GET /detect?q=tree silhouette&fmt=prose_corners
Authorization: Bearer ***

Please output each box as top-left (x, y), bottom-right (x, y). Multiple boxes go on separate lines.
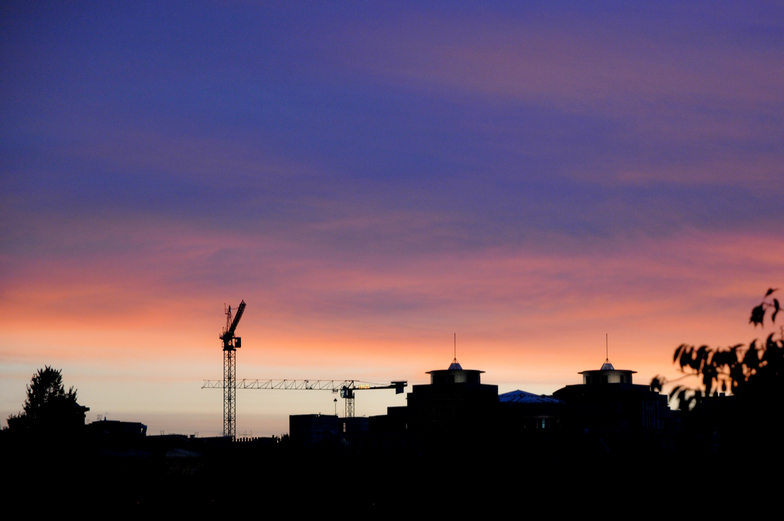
top-left (7, 366), bottom-right (85, 432)
top-left (651, 289), bottom-right (783, 460)
top-left (651, 289), bottom-right (783, 410)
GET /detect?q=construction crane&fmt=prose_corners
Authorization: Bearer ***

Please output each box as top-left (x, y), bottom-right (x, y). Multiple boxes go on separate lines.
top-left (203, 379), bottom-right (407, 418)
top-left (219, 300), bottom-right (245, 439)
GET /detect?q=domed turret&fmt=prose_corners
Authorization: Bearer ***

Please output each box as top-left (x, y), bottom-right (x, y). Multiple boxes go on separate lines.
top-left (580, 359), bottom-right (635, 385)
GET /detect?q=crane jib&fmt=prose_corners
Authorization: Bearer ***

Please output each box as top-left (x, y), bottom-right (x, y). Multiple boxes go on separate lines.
top-left (228, 300), bottom-right (246, 335)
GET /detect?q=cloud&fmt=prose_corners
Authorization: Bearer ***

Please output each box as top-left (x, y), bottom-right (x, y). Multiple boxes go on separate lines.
top-left (321, 4), bottom-right (784, 106)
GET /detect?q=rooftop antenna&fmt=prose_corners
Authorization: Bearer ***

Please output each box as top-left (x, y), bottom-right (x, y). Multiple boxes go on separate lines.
top-left (606, 333), bottom-right (609, 362)
top-left (448, 332), bottom-right (463, 370)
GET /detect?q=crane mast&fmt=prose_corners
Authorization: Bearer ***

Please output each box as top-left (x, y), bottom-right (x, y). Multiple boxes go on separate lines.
top-left (220, 300), bottom-right (245, 439)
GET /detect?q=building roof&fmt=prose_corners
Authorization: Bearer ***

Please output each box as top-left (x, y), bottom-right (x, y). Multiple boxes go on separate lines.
top-left (499, 390), bottom-right (562, 404)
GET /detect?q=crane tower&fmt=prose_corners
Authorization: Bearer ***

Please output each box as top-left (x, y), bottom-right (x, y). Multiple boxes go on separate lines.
top-left (220, 300), bottom-right (245, 439)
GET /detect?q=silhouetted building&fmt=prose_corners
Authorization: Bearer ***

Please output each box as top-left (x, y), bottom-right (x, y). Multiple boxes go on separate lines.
top-left (288, 414), bottom-right (374, 448)
top-left (289, 413), bottom-right (341, 446)
top-left (85, 418), bottom-right (147, 438)
top-left (499, 390), bottom-right (564, 431)
top-left (287, 356), bottom-right (678, 461)
top-left (341, 415), bottom-right (369, 442)
top-left (405, 358), bottom-right (499, 440)
top-left (553, 358), bottom-right (674, 450)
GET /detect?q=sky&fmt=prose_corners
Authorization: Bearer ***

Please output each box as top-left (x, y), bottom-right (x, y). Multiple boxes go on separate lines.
top-left (2, 1), bottom-right (783, 437)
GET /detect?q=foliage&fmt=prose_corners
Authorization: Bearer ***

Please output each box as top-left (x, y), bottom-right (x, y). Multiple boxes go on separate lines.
top-left (6, 366), bottom-right (81, 431)
top-left (651, 289), bottom-right (783, 411)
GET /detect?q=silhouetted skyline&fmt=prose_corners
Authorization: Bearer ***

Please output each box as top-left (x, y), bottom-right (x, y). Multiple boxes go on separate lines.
top-left (2, 2), bottom-right (782, 437)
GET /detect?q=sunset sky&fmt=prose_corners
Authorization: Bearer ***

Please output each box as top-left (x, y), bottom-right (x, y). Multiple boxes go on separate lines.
top-left (2, 1), bottom-right (782, 437)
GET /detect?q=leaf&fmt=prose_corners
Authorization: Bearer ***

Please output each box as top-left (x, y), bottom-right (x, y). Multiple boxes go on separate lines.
top-left (677, 345), bottom-right (694, 369)
top-left (674, 344), bottom-right (687, 363)
top-left (764, 288), bottom-right (777, 297)
top-left (750, 304), bottom-right (765, 326)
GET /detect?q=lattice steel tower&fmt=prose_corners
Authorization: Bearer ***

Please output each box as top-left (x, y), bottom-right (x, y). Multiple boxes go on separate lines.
top-left (220, 300), bottom-right (245, 439)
